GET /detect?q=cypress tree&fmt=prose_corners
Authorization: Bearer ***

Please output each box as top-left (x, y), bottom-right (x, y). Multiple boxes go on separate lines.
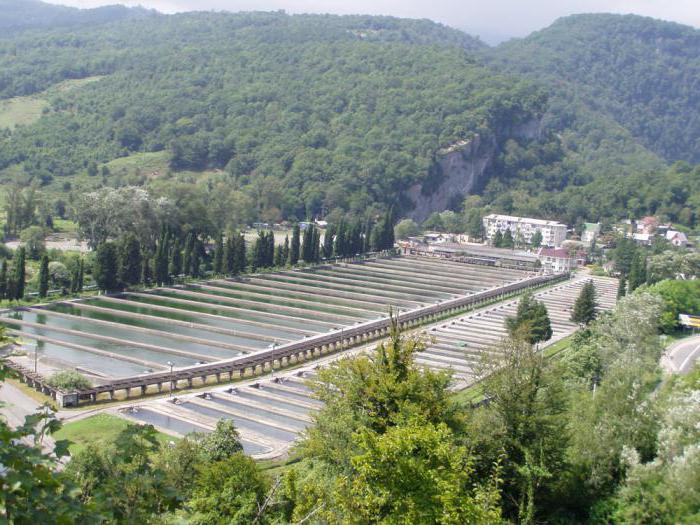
top-left (191, 240), bottom-right (201, 278)
top-left (0, 260), bottom-right (7, 301)
top-left (70, 264), bottom-right (80, 294)
top-left (363, 220), bottom-right (373, 253)
top-left (77, 259), bottom-right (84, 292)
top-left (312, 227), bottom-right (321, 263)
top-left (141, 256), bottom-right (153, 286)
top-left (383, 209), bottom-right (395, 249)
top-left (289, 224), bottom-right (300, 265)
top-left (38, 255), bottom-right (49, 298)
top-left (616, 276), bottom-right (627, 299)
top-left (118, 233), bottom-right (142, 286)
top-left (224, 234), bottom-right (235, 274)
top-left (213, 234), bottom-right (224, 274)
top-left (183, 233), bottom-right (193, 276)
top-left (301, 225), bottom-right (312, 263)
top-left (274, 242), bottom-right (284, 267)
top-left (335, 221), bottom-right (347, 256)
top-left (322, 225), bottom-right (334, 259)
top-left (266, 232), bottom-right (275, 267)
top-left (94, 242), bottom-right (120, 292)
top-left (170, 238), bottom-right (183, 277)
top-left (13, 246), bottom-right (26, 300)
top-left (154, 233), bottom-right (170, 285)
top-left (234, 233), bottom-right (246, 274)
top-left (281, 236), bottom-right (290, 266)
top-left (628, 253), bottom-right (646, 291)
top-left (502, 229), bottom-right (515, 249)
top-left (571, 281), bottom-right (598, 325)
top-left (493, 230), bottom-right (504, 248)
top-left (251, 231), bottom-right (263, 271)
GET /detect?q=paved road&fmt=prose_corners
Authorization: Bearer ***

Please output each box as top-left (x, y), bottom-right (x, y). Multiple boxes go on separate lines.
top-left (663, 335), bottom-right (700, 374)
top-left (0, 381), bottom-right (58, 455)
top-left (0, 381), bottom-right (41, 429)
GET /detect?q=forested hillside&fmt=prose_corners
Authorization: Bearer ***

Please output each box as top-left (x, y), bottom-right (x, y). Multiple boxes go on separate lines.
top-left (492, 14), bottom-right (700, 164)
top-left (0, 10), bottom-right (539, 222)
top-left (0, 6), bottom-right (698, 228)
top-left (0, 0), bottom-right (153, 34)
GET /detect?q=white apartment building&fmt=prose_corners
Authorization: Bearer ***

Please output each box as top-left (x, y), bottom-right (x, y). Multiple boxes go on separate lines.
top-left (483, 214), bottom-right (567, 247)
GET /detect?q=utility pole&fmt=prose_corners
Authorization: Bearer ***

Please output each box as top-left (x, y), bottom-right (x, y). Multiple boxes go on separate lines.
top-left (167, 361), bottom-right (174, 397)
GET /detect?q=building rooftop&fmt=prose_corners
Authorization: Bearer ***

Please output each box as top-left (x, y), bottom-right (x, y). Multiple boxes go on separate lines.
top-left (484, 213), bottom-right (566, 227)
top-left (430, 242), bottom-right (539, 263)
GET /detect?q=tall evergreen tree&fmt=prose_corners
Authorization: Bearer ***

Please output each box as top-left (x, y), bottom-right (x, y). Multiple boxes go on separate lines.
top-left (118, 233), bottom-right (142, 286)
top-left (312, 226), bottom-right (321, 263)
top-left (506, 292), bottom-right (553, 345)
top-left (266, 231), bottom-right (275, 267)
top-left (289, 224), bottom-right (300, 265)
top-left (273, 242), bottom-right (284, 267)
top-left (493, 230), bottom-right (504, 248)
top-left (213, 234), bottom-right (224, 274)
top-left (94, 242), bottom-right (120, 292)
top-left (234, 233), bottom-right (246, 274)
top-left (0, 260), bottom-right (8, 301)
top-left (191, 240), bottom-right (201, 278)
top-left (77, 259), bottom-right (84, 292)
top-left (38, 255), bottom-right (49, 298)
top-left (502, 229), bottom-right (515, 249)
top-left (301, 225), bottom-right (313, 263)
top-left (322, 225), bottom-right (335, 259)
top-left (224, 234), bottom-right (235, 275)
top-left (336, 221), bottom-right (348, 256)
top-left (182, 233), bottom-right (194, 276)
top-left (141, 255), bottom-right (153, 286)
top-left (69, 264), bottom-right (80, 294)
top-left (13, 246), bottom-right (26, 300)
top-left (281, 236), bottom-right (290, 266)
top-left (628, 253), bottom-right (646, 292)
top-left (154, 233), bottom-right (170, 285)
top-left (383, 208), bottom-right (395, 250)
top-left (617, 276), bottom-right (627, 299)
top-left (571, 281), bottom-right (598, 324)
top-left (170, 238), bottom-right (182, 277)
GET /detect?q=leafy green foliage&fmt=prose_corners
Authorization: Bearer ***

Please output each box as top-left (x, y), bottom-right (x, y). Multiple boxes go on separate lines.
top-left (649, 279), bottom-right (700, 333)
top-left (493, 14), bottom-right (700, 164)
top-left (46, 370), bottom-right (91, 391)
top-left (506, 292), bottom-right (553, 344)
top-left (571, 280), bottom-right (598, 325)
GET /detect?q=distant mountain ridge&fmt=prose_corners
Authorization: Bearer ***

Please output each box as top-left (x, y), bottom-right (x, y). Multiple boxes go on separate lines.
top-left (0, 8), bottom-right (697, 227)
top-left (491, 13), bottom-right (700, 163)
top-left (0, 0), bottom-right (156, 34)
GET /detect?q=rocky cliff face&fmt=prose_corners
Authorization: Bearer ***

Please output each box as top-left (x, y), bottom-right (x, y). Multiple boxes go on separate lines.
top-left (406, 118), bottom-right (542, 222)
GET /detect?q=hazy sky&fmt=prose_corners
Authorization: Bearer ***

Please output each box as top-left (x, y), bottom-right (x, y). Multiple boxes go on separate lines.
top-left (51, 0), bottom-right (700, 43)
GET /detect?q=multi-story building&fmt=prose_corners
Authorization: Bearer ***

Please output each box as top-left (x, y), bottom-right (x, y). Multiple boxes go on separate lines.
top-left (483, 214), bottom-right (567, 247)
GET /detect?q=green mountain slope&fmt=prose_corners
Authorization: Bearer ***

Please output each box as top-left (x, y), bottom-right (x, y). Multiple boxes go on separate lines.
top-left (0, 11), bottom-right (537, 221)
top-left (492, 13), bottom-right (700, 163)
top-left (0, 9), bottom-right (697, 228)
top-left (0, 0), bottom-right (154, 34)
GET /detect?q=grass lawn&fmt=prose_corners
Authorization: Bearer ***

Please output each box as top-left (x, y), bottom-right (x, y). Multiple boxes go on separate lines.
top-left (0, 97), bottom-right (48, 129)
top-left (54, 413), bottom-right (177, 455)
top-left (0, 77), bottom-right (102, 130)
top-left (451, 383), bottom-right (485, 406)
top-left (103, 151), bottom-right (170, 176)
top-left (52, 218), bottom-right (79, 234)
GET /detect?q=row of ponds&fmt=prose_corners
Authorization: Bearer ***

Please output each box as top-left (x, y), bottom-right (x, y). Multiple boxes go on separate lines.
top-left (119, 274), bottom-right (620, 459)
top-left (1, 256), bottom-right (530, 381)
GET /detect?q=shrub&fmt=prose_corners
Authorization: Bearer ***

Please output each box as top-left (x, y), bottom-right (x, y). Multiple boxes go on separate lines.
top-left (47, 370), bottom-right (91, 391)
